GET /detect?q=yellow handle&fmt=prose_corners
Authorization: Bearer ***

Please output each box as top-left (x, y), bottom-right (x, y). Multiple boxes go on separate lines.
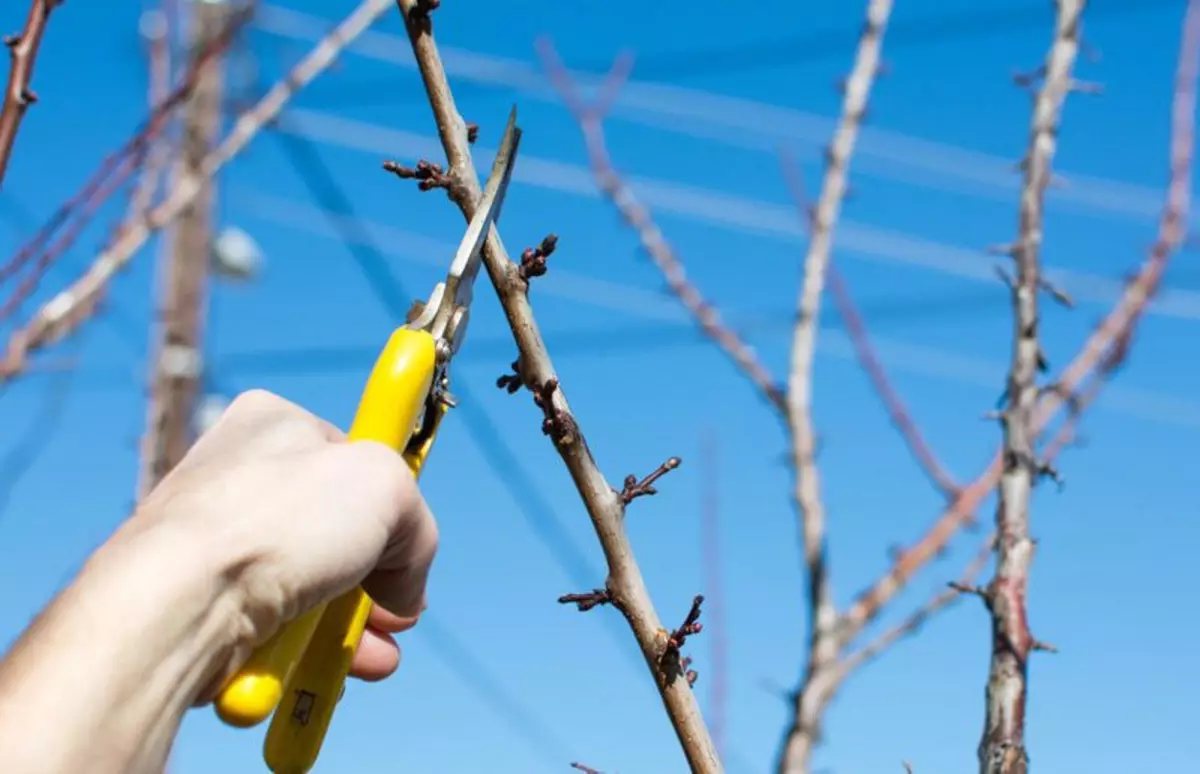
top-left (214, 328), bottom-right (439, 738)
top-left (263, 440), bottom-right (432, 773)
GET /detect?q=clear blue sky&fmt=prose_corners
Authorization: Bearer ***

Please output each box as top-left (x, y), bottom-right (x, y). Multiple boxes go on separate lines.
top-left (1, 0), bottom-right (1197, 772)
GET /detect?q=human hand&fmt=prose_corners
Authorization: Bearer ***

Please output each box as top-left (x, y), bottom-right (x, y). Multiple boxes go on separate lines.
top-left (140, 388), bottom-right (440, 691)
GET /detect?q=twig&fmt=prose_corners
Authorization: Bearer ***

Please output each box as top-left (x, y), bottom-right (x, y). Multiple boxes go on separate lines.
top-left (777, 3), bottom-right (892, 772)
top-left (394, 1), bottom-right (721, 771)
top-left (980, 3), bottom-right (1086, 770)
top-left (536, 41), bottom-right (787, 417)
top-left (569, 764), bottom-right (602, 774)
top-left (0, 0), bottom-right (393, 382)
top-left (0, 0), bottom-right (61, 186)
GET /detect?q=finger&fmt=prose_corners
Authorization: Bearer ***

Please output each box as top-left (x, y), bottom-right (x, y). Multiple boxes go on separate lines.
top-left (367, 602), bottom-right (421, 634)
top-left (349, 626), bottom-right (400, 682)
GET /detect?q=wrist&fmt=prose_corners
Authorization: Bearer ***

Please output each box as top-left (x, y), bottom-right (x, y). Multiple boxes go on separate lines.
top-left (0, 510), bottom-right (255, 774)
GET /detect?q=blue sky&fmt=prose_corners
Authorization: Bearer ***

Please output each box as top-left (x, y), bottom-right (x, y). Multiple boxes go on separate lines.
top-left (1, 0), bottom-right (1197, 772)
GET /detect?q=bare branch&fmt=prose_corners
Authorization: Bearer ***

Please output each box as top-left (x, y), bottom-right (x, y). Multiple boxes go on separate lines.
top-left (0, 0), bottom-right (392, 382)
top-left (981, 3), bottom-right (1087, 771)
top-left (394, 2), bottom-right (721, 770)
top-left (781, 160), bottom-right (959, 499)
top-left (777, 2), bottom-right (893, 772)
top-left (839, 535), bottom-right (995, 677)
top-left (619, 456), bottom-right (681, 505)
top-left (0, 0), bottom-right (61, 185)
top-left (536, 41), bottom-right (787, 417)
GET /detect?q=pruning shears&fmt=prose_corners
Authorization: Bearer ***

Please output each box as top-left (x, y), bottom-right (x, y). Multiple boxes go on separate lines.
top-left (212, 107), bottom-right (521, 773)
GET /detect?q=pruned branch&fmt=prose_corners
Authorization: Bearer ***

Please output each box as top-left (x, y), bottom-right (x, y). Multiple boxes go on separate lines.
top-left (981, 3), bottom-right (1086, 770)
top-left (0, 0), bottom-right (393, 382)
top-left (0, 0), bottom-right (61, 186)
top-left (536, 40), bottom-right (787, 417)
top-left (394, 1), bottom-right (721, 771)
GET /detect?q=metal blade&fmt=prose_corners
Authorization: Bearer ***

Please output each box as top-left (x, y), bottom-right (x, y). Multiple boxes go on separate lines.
top-left (442, 107), bottom-right (521, 312)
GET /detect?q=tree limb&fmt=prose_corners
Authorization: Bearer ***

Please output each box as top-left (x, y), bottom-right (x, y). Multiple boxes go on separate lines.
top-left (392, 1), bottom-right (721, 771)
top-left (777, 3), bottom-right (892, 771)
top-left (978, 4), bottom-right (1086, 770)
top-left (0, 0), bottom-right (61, 185)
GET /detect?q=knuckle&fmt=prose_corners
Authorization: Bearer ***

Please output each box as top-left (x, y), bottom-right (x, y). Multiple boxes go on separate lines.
top-left (229, 388), bottom-right (292, 415)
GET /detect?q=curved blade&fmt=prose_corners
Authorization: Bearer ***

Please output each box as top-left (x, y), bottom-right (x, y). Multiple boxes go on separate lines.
top-left (442, 107), bottom-right (521, 317)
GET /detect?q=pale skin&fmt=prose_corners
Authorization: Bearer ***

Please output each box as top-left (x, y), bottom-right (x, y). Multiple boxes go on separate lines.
top-left (0, 389), bottom-right (440, 774)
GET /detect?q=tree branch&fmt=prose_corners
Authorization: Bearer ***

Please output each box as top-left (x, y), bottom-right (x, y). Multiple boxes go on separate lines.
top-left (393, 1), bottom-right (720, 771)
top-left (979, 3), bottom-right (1086, 771)
top-left (982, 2), bottom-right (1194, 771)
top-left (839, 534), bottom-right (995, 677)
top-left (536, 41), bottom-right (787, 417)
top-left (777, 3), bottom-right (892, 772)
top-left (0, 0), bottom-right (61, 186)
top-left (0, 0), bottom-right (393, 381)
top-left (779, 159), bottom-right (959, 499)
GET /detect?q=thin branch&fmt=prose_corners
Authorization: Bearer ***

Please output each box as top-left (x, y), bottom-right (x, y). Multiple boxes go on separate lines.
top-left (780, 159), bottom-right (959, 499)
top-left (777, 2), bottom-right (892, 772)
top-left (0, 0), bottom-right (61, 185)
top-left (536, 41), bottom-right (787, 417)
top-left (0, 0), bottom-right (393, 382)
top-left (839, 535), bottom-right (995, 677)
top-left (394, 1), bottom-right (721, 770)
top-left (980, 4), bottom-right (1086, 770)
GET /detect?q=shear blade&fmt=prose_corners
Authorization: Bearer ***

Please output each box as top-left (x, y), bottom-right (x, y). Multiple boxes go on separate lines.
top-left (443, 108), bottom-right (521, 311)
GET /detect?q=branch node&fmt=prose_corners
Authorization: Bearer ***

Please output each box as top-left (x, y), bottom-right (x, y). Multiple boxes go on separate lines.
top-left (570, 764), bottom-right (603, 774)
top-left (381, 158), bottom-right (453, 191)
top-left (1031, 638), bottom-right (1060, 654)
top-left (533, 378), bottom-right (578, 445)
top-left (618, 456), bottom-right (681, 505)
top-left (465, 121), bottom-right (479, 144)
top-left (1039, 277), bottom-right (1075, 308)
top-left (949, 581), bottom-right (990, 602)
top-left (657, 595), bottom-right (704, 686)
top-left (558, 588), bottom-right (612, 612)
top-left (518, 233), bottom-right (558, 285)
top-left (495, 359), bottom-right (525, 394)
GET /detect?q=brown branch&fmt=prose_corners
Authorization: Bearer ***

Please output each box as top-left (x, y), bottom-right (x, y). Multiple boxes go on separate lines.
top-left (777, 3), bottom-right (892, 772)
top-left (536, 40), bottom-right (787, 417)
top-left (0, 0), bottom-right (61, 186)
top-left (0, 0), bottom-right (393, 382)
top-left (394, 1), bottom-right (721, 770)
top-left (980, 4), bottom-right (1086, 771)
